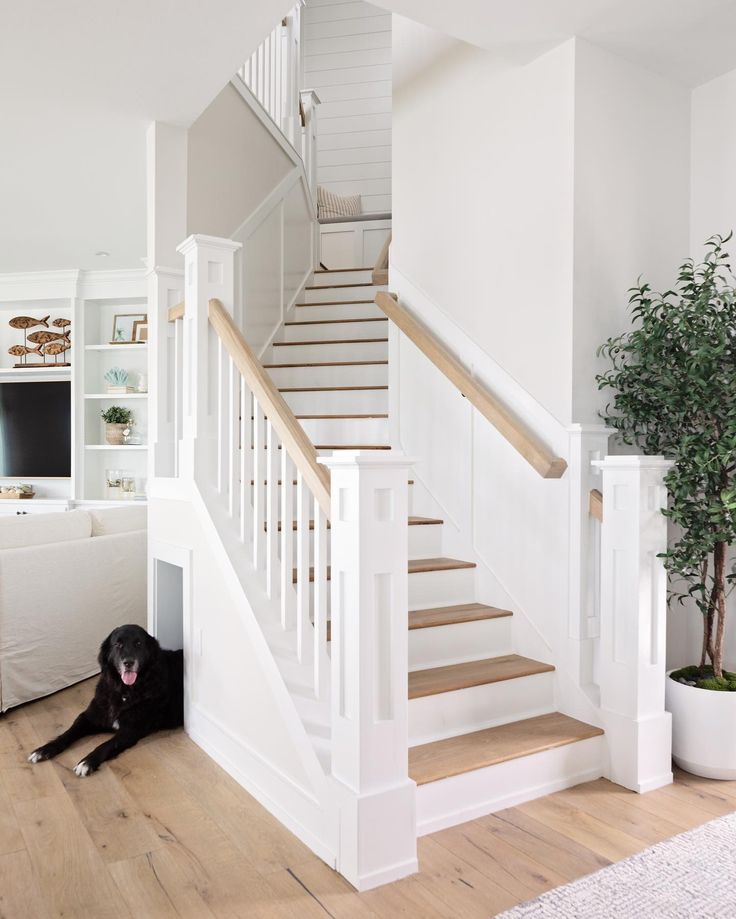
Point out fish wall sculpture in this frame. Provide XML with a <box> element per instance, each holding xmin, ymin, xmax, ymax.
<box><xmin>8</xmin><ymin>315</ymin><xmax>50</xmax><ymax>330</ymax></box>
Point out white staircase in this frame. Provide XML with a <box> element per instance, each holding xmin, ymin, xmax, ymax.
<box><xmin>259</xmin><ymin>267</ymin><xmax>606</xmax><ymax>835</ymax></box>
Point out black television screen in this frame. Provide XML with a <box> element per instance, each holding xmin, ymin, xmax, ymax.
<box><xmin>0</xmin><ymin>381</ymin><xmax>71</xmax><ymax>477</ymax></box>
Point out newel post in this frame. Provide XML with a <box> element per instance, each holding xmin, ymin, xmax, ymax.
<box><xmin>593</xmin><ymin>455</ymin><xmax>673</xmax><ymax>793</ymax></box>
<box><xmin>176</xmin><ymin>235</ymin><xmax>241</xmax><ymax>481</ymax></box>
<box><xmin>319</xmin><ymin>451</ymin><xmax>418</xmax><ymax>892</ymax></box>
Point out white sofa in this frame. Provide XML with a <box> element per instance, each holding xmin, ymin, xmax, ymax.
<box><xmin>0</xmin><ymin>505</ymin><xmax>147</xmax><ymax>711</ymax></box>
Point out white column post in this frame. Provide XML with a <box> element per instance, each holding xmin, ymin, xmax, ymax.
<box><xmin>299</xmin><ymin>89</ymin><xmax>321</xmax><ymax>200</ymax></box>
<box><xmin>176</xmin><ymin>235</ymin><xmax>241</xmax><ymax>482</ymax></box>
<box><xmin>319</xmin><ymin>451</ymin><xmax>418</xmax><ymax>892</ymax></box>
<box><xmin>147</xmin><ymin>267</ymin><xmax>184</xmax><ymax>479</ymax></box>
<box><xmin>593</xmin><ymin>455</ymin><xmax>673</xmax><ymax>793</ymax></box>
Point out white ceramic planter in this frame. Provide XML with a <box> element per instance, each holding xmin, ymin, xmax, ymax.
<box><xmin>666</xmin><ymin>670</ymin><xmax>736</xmax><ymax>779</ymax></box>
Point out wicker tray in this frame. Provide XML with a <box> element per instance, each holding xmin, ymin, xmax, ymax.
<box><xmin>0</xmin><ymin>491</ymin><xmax>36</xmax><ymax>500</ymax></box>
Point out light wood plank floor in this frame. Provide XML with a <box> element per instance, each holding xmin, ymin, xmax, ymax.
<box><xmin>1</xmin><ymin>679</ymin><xmax>732</xmax><ymax>918</ymax></box>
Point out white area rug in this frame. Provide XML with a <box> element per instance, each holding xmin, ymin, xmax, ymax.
<box><xmin>497</xmin><ymin>812</ymin><xmax>736</xmax><ymax>918</ymax></box>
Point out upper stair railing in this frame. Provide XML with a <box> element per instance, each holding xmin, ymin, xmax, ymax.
<box><xmin>237</xmin><ymin>2</ymin><xmax>320</xmax><ymax>201</ymax></box>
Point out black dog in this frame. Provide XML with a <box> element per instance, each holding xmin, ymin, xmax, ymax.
<box><xmin>29</xmin><ymin>624</ymin><xmax>183</xmax><ymax>776</ymax></box>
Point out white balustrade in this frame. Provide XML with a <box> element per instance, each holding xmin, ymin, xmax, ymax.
<box><xmin>593</xmin><ymin>455</ymin><xmax>673</xmax><ymax>793</ymax></box>
<box><xmin>300</xmin><ymin>89</ymin><xmax>321</xmax><ymax>202</ymax></box>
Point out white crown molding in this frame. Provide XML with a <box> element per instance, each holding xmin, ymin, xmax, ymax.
<box><xmin>0</xmin><ymin>267</ymin><xmax>147</xmax><ymax>302</ymax></box>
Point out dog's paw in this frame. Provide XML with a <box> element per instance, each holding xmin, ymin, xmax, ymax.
<box><xmin>73</xmin><ymin>758</ymin><xmax>96</xmax><ymax>777</ymax></box>
<box><xmin>28</xmin><ymin>744</ymin><xmax>54</xmax><ymax>764</ymax></box>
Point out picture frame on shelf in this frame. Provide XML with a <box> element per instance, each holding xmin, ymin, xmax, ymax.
<box><xmin>110</xmin><ymin>313</ymin><xmax>147</xmax><ymax>344</ymax></box>
<box><xmin>131</xmin><ymin>319</ymin><xmax>148</xmax><ymax>343</ymax></box>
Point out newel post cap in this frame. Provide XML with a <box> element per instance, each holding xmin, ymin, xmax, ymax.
<box><xmin>176</xmin><ymin>235</ymin><xmax>243</xmax><ymax>257</ymax></box>
<box><xmin>318</xmin><ymin>449</ymin><xmax>416</xmax><ymax>471</ymax></box>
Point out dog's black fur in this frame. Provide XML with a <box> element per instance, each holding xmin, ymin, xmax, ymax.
<box><xmin>29</xmin><ymin>624</ymin><xmax>183</xmax><ymax>776</ymax></box>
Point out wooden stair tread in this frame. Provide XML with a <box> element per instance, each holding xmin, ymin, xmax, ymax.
<box><xmin>251</xmin><ymin>444</ymin><xmax>391</xmax><ymax>451</ymax></box>
<box><xmin>278</xmin><ymin>386</ymin><xmax>389</xmax><ymax>392</ymax></box>
<box><xmin>272</xmin><ymin>338</ymin><xmax>388</xmax><ymax>346</ymax></box>
<box><xmin>314</xmin><ymin>267</ymin><xmax>372</xmax><ymax>273</ymax></box>
<box><xmin>408</xmin><ymin>713</ymin><xmax>604</xmax><ymax>785</ymax></box>
<box><xmin>306</xmin><ymin>282</ymin><xmax>375</xmax><ymax>290</ymax></box>
<box><xmin>263</xmin><ymin>360</ymin><xmax>388</xmax><ymax>369</ymax></box>
<box><xmin>267</xmin><ymin>515</ymin><xmax>442</xmax><ymax>532</ymax></box>
<box><xmin>250</xmin><ymin>478</ymin><xmax>415</xmax><ymax>485</ymax></box>
<box><xmin>284</xmin><ymin>317</ymin><xmax>387</xmax><ymax>326</ymax></box>
<box><xmin>408</xmin><ymin>654</ymin><xmax>554</xmax><ymax>700</ymax></box>
<box><xmin>409</xmin><ymin>603</ymin><xmax>512</xmax><ymax>630</ymax></box>
<box><xmin>294</xmin><ymin>413</ymin><xmax>388</xmax><ymax>420</ymax></box>
<box><xmin>295</xmin><ymin>299</ymin><xmax>374</xmax><ymax>307</ymax></box>
<box><xmin>293</xmin><ymin>556</ymin><xmax>475</xmax><ymax>583</ymax></box>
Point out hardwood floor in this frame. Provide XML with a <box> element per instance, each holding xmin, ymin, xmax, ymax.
<box><xmin>0</xmin><ymin>679</ymin><xmax>732</xmax><ymax>919</ymax></box>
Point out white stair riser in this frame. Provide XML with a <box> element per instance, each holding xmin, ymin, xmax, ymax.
<box><xmin>297</xmin><ymin>417</ymin><xmax>389</xmax><ymax>446</ymax></box>
<box><xmin>280</xmin><ymin>389</ymin><xmax>388</xmax><ymax>415</ymax></box>
<box><xmin>280</xmin><ymin>319</ymin><xmax>389</xmax><ymax>342</ymax></box>
<box><xmin>270</xmin><ymin>340</ymin><xmax>387</xmax><ymax>363</ymax></box>
<box><xmin>415</xmin><ymin>736</ymin><xmax>606</xmax><ymax>836</ymax></box>
<box><xmin>293</xmin><ymin>302</ymin><xmax>384</xmax><ymax>321</ymax></box>
<box><xmin>264</xmin><ymin>363</ymin><xmax>388</xmax><ymax>388</ymax></box>
<box><xmin>300</xmin><ymin>564</ymin><xmax>475</xmax><ymax>611</ymax></box>
<box><xmin>408</xmin><ymin>567</ymin><xmax>476</xmax><ymax>608</ymax></box>
<box><xmin>303</xmin><ymin>284</ymin><xmax>385</xmax><ymax>304</ymax></box>
<box><xmin>313</xmin><ymin>270</ymin><xmax>373</xmax><ymax>285</ymax></box>
<box><xmin>409</xmin><ymin>617</ymin><xmax>513</xmax><ymax>672</ymax></box>
<box><xmin>272</xmin><ymin>520</ymin><xmax>442</xmax><ymax>561</ymax></box>
<box><xmin>409</xmin><ymin>671</ymin><xmax>555</xmax><ymax>746</ymax></box>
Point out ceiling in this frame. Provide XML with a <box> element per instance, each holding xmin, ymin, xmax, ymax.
<box><xmin>0</xmin><ymin>0</ymin><xmax>292</xmax><ymax>273</ymax></box>
<box><xmin>381</xmin><ymin>0</ymin><xmax>736</xmax><ymax>87</ymax></box>
<box><xmin>4</xmin><ymin>0</ymin><xmax>736</xmax><ymax>274</ymax></box>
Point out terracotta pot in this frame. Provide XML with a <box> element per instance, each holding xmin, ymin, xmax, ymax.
<box><xmin>666</xmin><ymin>669</ymin><xmax>736</xmax><ymax>779</ymax></box>
<box><xmin>105</xmin><ymin>423</ymin><xmax>127</xmax><ymax>445</ymax></box>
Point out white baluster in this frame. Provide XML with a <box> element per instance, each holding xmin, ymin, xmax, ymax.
<box><xmin>295</xmin><ymin>470</ymin><xmax>312</xmax><ymax>663</ymax></box>
<box><xmin>252</xmin><ymin>398</ymin><xmax>265</xmax><ymax>569</ymax></box>
<box><xmin>280</xmin><ymin>451</ymin><xmax>295</xmax><ymax>629</ymax></box>
<box><xmin>228</xmin><ymin>355</ymin><xmax>239</xmax><ymax>517</ymax></box>
<box><xmin>313</xmin><ymin>502</ymin><xmax>328</xmax><ymax>699</ymax></box>
<box><xmin>265</xmin><ymin>420</ymin><xmax>280</xmax><ymax>600</ymax></box>
<box><xmin>216</xmin><ymin>338</ymin><xmax>228</xmax><ymax>496</ymax></box>
<box><xmin>239</xmin><ymin>378</ymin><xmax>251</xmax><ymax>543</ymax></box>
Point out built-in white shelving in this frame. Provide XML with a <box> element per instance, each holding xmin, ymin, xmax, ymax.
<box><xmin>84</xmin><ymin>392</ymin><xmax>148</xmax><ymax>399</ymax></box>
<box><xmin>84</xmin><ymin>445</ymin><xmax>148</xmax><ymax>451</ymax></box>
<box><xmin>85</xmin><ymin>343</ymin><xmax>148</xmax><ymax>352</ymax></box>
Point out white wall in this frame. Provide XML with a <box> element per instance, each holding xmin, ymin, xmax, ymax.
<box><xmin>187</xmin><ymin>84</ymin><xmax>294</xmax><ymax>238</ymax></box>
<box><xmin>572</xmin><ymin>40</ymin><xmax>691</xmax><ymax>425</ymax></box>
<box><xmin>392</xmin><ymin>20</ymin><xmax>576</xmax><ymax>423</ymax></box>
<box><xmin>666</xmin><ymin>65</ymin><xmax>736</xmax><ymax>672</ymax></box>
<box><xmin>303</xmin><ymin>0</ymin><xmax>392</xmax><ymax>214</ymax></box>
<box><xmin>691</xmin><ymin>68</ymin><xmax>736</xmax><ymax>254</ymax></box>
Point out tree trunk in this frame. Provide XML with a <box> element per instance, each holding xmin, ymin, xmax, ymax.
<box><xmin>712</xmin><ymin>540</ymin><xmax>727</xmax><ymax>679</ymax></box>
<box><xmin>700</xmin><ymin>557</ymin><xmax>713</xmax><ymax>669</ymax></box>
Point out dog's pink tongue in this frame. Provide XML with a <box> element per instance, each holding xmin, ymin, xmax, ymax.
<box><xmin>121</xmin><ymin>671</ymin><xmax>137</xmax><ymax>686</ymax></box>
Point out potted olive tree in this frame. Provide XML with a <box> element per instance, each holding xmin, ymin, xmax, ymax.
<box><xmin>597</xmin><ymin>234</ymin><xmax>736</xmax><ymax>778</ymax></box>
<box><xmin>101</xmin><ymin>405</ymin><xmax>133</xmax><ymax>445</ymax></box>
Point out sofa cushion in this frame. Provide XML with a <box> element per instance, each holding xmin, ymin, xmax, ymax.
<box><xmin>89</xmin><ymin>505</ymin><xmax>147</xmax><ymax>536</ymax></box>
<box><xmin>0</xmin><ymin>508</ymin><xmax>91</xmax><ymax>550</ymax></box>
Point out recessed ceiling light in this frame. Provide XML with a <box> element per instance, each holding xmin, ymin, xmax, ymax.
<box><xmin>96</xmin><ymin>250</ymin><xmax>110</xmax><ymax>257</ymax></box>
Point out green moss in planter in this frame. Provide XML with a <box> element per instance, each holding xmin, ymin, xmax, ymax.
<box><xmin>671</xmin><ymin>664</ymin><xmax>736</xmax><ymax>691</ymax></box>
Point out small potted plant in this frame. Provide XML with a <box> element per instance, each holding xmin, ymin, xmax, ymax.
<box><xmin>597</xmin><ymin>234</ymin><xmax>736</xmax><ymax>778</ymax></box>
<box><xmin>101</xmin><ymin>406</ymin><xmax>133</xmax><ymax>445</ymax></box>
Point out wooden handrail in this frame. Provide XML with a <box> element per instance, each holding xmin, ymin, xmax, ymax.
<box><xmin>208</xmin><ymin>298</ymin><xmax>331</xmax><ymax>515</ymax></box>
<box><xmin>375</xmin><ymin>291</ymin><xmax>567</xmax><ymax>479</ymax></box>
<box><xmin>168</xmin><ymin>301</ymin><xmax>185</xmax><ymax>322</ymax></box>
<box><xmin>589</xmin><ymin>488</ymin><xmax>603</xmax><ymax>522</ymax></box>
<box><xmin>372</xmin><ymin>232</ymin><xmax>391</xmax><ymax>286</ymax></box>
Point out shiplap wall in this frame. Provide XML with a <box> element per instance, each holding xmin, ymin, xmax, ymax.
<box><xmin>302</xmin><ymin>0</ymin><xmax>391</xmax><ymax>214</ymax></box>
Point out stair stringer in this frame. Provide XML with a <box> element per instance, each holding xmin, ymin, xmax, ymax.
<box><xmin>149</xmin><ymin>479</ymin><xmax>339</xmax><ymax>866</ymax></box>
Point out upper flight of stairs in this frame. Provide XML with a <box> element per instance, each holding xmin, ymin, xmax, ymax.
<box><xmin>260</xmin><ymin>266</ymin><xmax>605</xmax><ymax>835</ymax></box>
